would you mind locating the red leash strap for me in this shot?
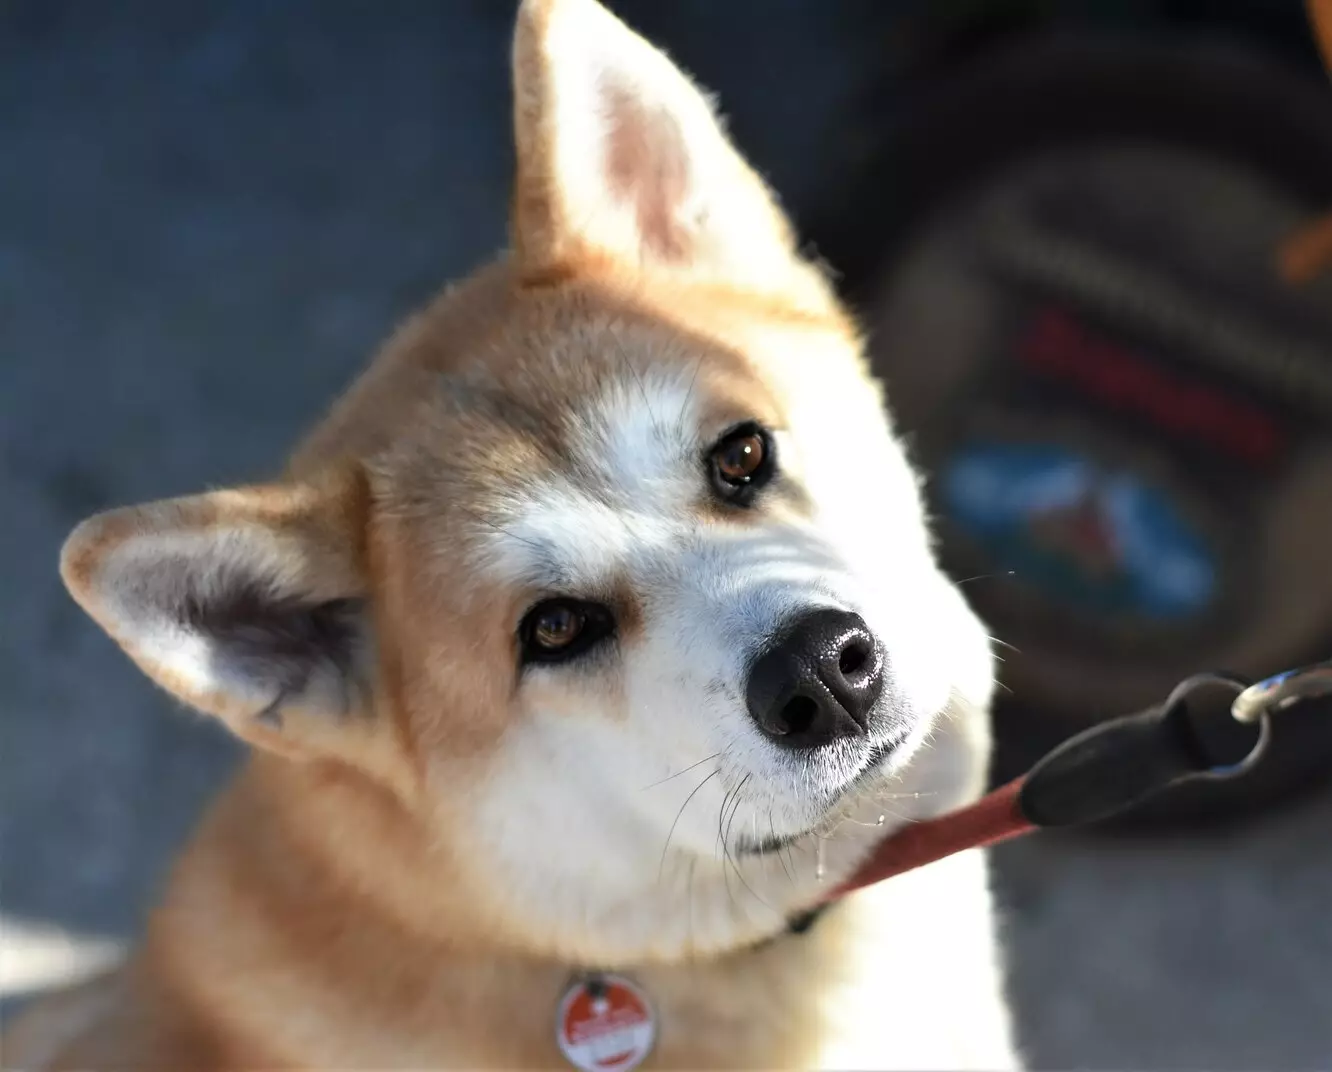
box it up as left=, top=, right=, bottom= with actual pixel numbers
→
left=829, top=777, right=1032, bottom=899
left=828, top=672, right=1278, bottom=898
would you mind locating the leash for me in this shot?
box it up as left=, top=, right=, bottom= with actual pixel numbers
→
left=829, top=660, right=1332, bottom=899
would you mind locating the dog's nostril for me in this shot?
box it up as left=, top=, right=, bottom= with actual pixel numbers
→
left=838, top=640, right=869, bottom=677
left=778, top=695, right=819, bottom=737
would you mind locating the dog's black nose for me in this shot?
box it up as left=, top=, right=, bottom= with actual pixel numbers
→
left=745, top=608, right=885, bottom=750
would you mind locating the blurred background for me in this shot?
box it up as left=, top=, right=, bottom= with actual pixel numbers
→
left=3, top=1, right=1332, bottom=1067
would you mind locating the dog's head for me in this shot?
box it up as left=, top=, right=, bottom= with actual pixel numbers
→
left=60, top=0, right=994, bottom=962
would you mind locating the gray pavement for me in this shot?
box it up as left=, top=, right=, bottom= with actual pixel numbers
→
left=2, top=3, right=1330, bottom=1068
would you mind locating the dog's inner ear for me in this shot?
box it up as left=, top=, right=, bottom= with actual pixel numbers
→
left=511, top=0, right=800, bottom=289
left=60, top=476, right=373, bottom=758
left=175, top=576, right=364, bottom=726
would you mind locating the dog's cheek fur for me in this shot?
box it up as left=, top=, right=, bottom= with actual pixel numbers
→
left=371, top=512, right=519, bottom=768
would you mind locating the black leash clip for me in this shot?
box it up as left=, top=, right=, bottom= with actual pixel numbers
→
left=1018, top=672, right=1272, bottom=829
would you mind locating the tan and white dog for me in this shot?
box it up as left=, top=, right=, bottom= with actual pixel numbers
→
left=3, top=1, right=1018, bottom=1068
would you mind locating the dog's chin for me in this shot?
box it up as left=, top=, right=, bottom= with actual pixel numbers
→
left=736, top=721, right=921, bottom=857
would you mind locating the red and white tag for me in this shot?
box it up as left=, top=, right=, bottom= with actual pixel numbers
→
left=555, top=974, right=656, bottom=1072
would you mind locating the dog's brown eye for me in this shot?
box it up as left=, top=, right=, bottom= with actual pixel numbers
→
left=533, top=604, right=583, bottom=650
left=707, top=422, right=776, bottom=507
left=715, top=433, right=765, bottom=483
left=519, top=598, right=615, bottom=666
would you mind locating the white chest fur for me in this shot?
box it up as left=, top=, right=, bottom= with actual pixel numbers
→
left=631, top=848, right=1018, bottom=1071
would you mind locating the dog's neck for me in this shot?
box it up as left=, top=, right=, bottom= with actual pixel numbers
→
left=136, top=756, right=833, bottom=1057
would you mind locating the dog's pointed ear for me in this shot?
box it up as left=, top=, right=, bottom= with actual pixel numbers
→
left=510, top=0, right=802, bottom=290
left=59, top=470, right=376, bottom=760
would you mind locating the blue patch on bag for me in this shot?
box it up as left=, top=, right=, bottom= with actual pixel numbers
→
left=942, top=443, right=1215, bottom=620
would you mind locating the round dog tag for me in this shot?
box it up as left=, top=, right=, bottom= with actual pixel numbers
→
left=555, top=974, right=656, bottom=1072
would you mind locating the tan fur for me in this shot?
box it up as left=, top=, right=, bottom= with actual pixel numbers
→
left=4, top=1, right=1015, bottom=1068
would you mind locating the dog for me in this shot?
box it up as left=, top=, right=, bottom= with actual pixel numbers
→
left=2, top=0, right=1018, bottom=1067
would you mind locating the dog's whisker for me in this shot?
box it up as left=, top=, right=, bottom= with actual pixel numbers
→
left=614, top=327, right=661, bottom=432
left=642, top=752, right=722, bottom=791
left=751, top=814, right=769, bottom=886
left=783, top=842, right=799, bottom=884
left=676, top=354, right=705, bottom=438
left=956, top=570, right=1017, bottom=587
left=717, top=775, right=747, bottom=866
left=714, top=782, right=736, bottom=861
left=719, top=838, right=738, bottom=912
left=455, top=504, right=545, bottom=556
left=658, top=767, right=720, bottom=883
left=768, top=812, right=795, bottom=886
left=839, top=813, right=890, bottom=829
left=716, top=775, right=774, bottom=911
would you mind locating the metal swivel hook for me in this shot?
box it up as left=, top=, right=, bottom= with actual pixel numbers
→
left=1231, top=659, right=1332, bottom=724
